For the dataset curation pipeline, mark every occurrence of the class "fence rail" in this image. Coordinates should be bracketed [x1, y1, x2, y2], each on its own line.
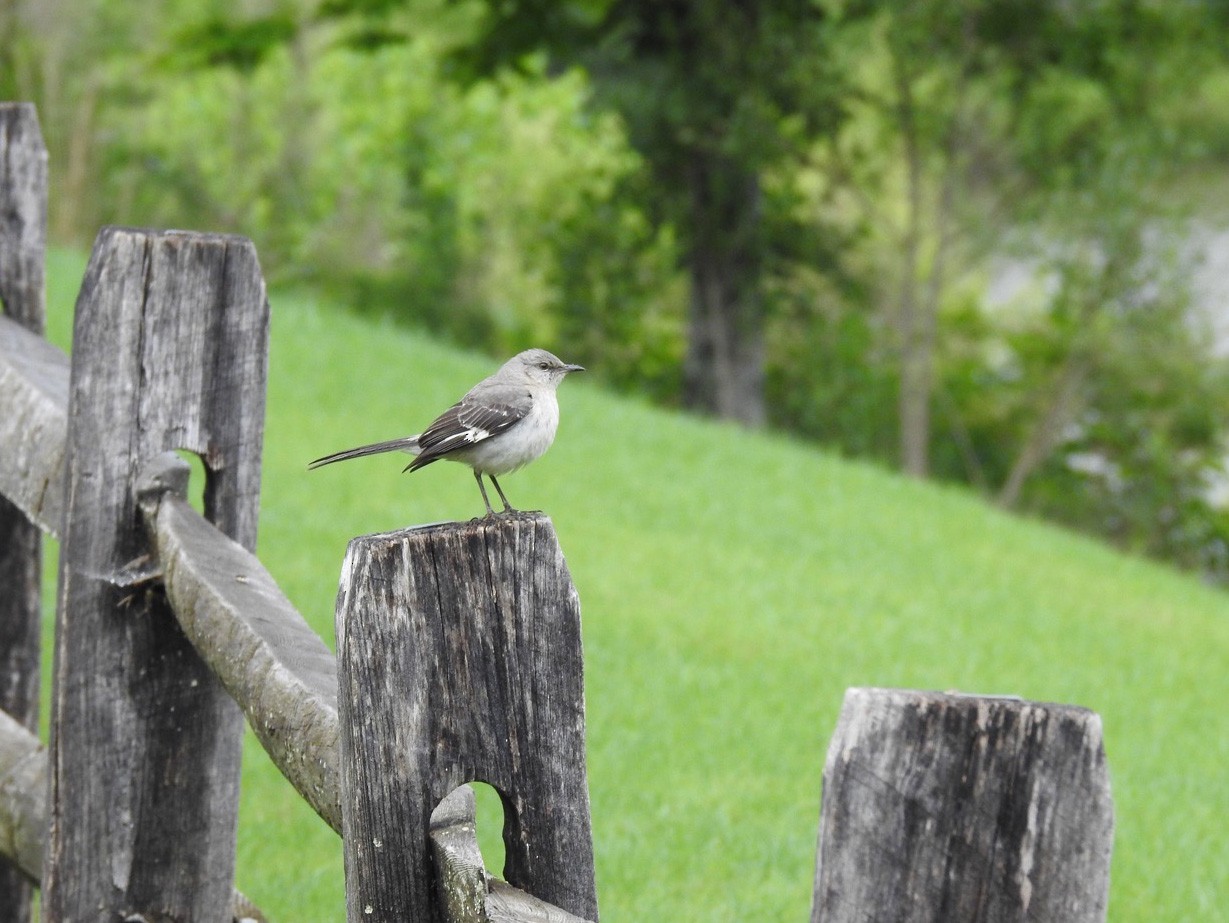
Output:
[0, 100, 1114, 922]
[137, 451, 342, 833]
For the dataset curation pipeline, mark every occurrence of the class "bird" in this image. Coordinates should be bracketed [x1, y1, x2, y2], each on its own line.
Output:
[309, 348, 584, 517]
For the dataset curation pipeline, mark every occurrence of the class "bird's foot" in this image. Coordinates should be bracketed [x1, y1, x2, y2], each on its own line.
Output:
[472, 506, 538, 522]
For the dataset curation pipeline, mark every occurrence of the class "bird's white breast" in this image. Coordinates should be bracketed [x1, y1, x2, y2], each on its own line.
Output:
[461, 390, 559, 476]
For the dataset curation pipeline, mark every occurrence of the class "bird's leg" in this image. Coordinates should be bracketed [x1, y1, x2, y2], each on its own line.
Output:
[489, 475, 516, 515]
[474, 471, 497, 518]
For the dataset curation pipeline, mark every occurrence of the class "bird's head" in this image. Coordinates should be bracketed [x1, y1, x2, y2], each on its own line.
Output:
[515, 348, 585, 387]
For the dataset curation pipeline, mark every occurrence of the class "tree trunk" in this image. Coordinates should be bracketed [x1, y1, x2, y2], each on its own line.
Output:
[681, 150, 766, 427]
[997, 351, 1089, 509]
[893, 50, 932, 478]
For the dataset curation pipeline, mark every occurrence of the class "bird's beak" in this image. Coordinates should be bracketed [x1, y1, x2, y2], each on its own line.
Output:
[565, 364, 585, 373]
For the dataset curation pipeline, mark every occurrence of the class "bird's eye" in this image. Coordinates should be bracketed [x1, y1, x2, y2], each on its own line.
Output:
[538, 362, 550, 370]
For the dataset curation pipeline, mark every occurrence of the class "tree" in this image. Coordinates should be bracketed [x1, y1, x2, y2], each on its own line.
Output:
[811, 0, 1213, 476]
[447, 0, 843, 426]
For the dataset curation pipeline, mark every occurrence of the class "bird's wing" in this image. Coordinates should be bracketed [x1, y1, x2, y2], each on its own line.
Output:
[408, 391, 528, 470]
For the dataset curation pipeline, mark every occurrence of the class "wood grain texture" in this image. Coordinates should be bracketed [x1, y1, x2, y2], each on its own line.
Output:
[430, 785, 490, 923]
[45, 227, 269, 922]
[137, 452, 341, 831]
[811, 687, 1114, 923]
[0, 104, 47, 335]
[0, 313, 69, 533]
[337, 513, 598, 923]
[430, 785, 596, 923]
[0, 708, 45, 884]
[486, 879, 596, 923]
[0, 100, 47, 923]
[0, 708, 266, 922]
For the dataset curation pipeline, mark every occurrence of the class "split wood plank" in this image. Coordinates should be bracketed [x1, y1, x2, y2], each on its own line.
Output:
[44, 226, 268, 922]
[136, 452, 341, 831]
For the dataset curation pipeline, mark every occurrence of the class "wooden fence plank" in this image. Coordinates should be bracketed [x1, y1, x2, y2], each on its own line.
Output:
[430, 786, 490, 923]
[811, 687, 1114, 923]
[336, 514, 598, 923]
[0, 100, 48, 923]
[0, 708, 46, 885]
[0, 313, 67, 534]
[486, 880, 596, 923]
[136, 452, 342, 831]
[44, 227, 269, 922]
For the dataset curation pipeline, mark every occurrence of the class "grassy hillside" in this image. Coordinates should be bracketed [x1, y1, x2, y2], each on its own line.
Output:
[42, 247, 1229, 921]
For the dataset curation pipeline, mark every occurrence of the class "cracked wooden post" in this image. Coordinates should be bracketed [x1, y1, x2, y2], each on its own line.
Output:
[43, 227, 269, 922]
[336, 514, 598, 923]
[0, 101, 47, 923]
[811, 688, 1114, 923]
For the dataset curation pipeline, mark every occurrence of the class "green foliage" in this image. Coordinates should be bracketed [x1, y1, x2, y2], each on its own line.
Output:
[1045, 305, 1229, 575]
[551, 179, 688, 401]
[945, 278, 1229, 559]
[765, 274, 899, 459]
[930, 158, 1229, 576]
[779, 0, 1229, 577]
[171, 14, 299, 72]
[84, 9, 681, 373]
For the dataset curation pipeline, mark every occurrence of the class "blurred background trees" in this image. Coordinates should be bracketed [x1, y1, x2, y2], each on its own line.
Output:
[5, 0, 1229, 578]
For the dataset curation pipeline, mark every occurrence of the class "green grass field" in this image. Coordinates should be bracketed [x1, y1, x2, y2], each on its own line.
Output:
[40, 247, 1229, 920]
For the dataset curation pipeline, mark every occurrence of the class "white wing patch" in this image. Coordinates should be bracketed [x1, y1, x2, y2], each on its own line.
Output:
[431, 427, 491, 452]
[457, 427, 491, 444]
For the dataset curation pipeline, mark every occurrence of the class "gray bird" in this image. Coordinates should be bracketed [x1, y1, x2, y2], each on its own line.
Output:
[310, 348, 584, 517]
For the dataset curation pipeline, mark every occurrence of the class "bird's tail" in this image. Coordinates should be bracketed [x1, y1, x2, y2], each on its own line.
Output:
[308, 436, 420, 470]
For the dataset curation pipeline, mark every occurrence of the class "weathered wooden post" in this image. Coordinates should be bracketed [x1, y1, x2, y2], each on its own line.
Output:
[0, 101, 48, 923]
[43, 227, 269, 921]
[336, 513, 598, 923]
[811, 687, 1114, 923]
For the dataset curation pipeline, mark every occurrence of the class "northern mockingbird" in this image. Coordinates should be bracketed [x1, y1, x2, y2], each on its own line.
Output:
[310, 348, 584, 517]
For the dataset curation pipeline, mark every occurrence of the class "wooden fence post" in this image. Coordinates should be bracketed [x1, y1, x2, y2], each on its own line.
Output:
[43, 227, 269, 922]
[336, 514, 598, 923]
[0, 101, 48, 923]
[811, 687, 1114, 923]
